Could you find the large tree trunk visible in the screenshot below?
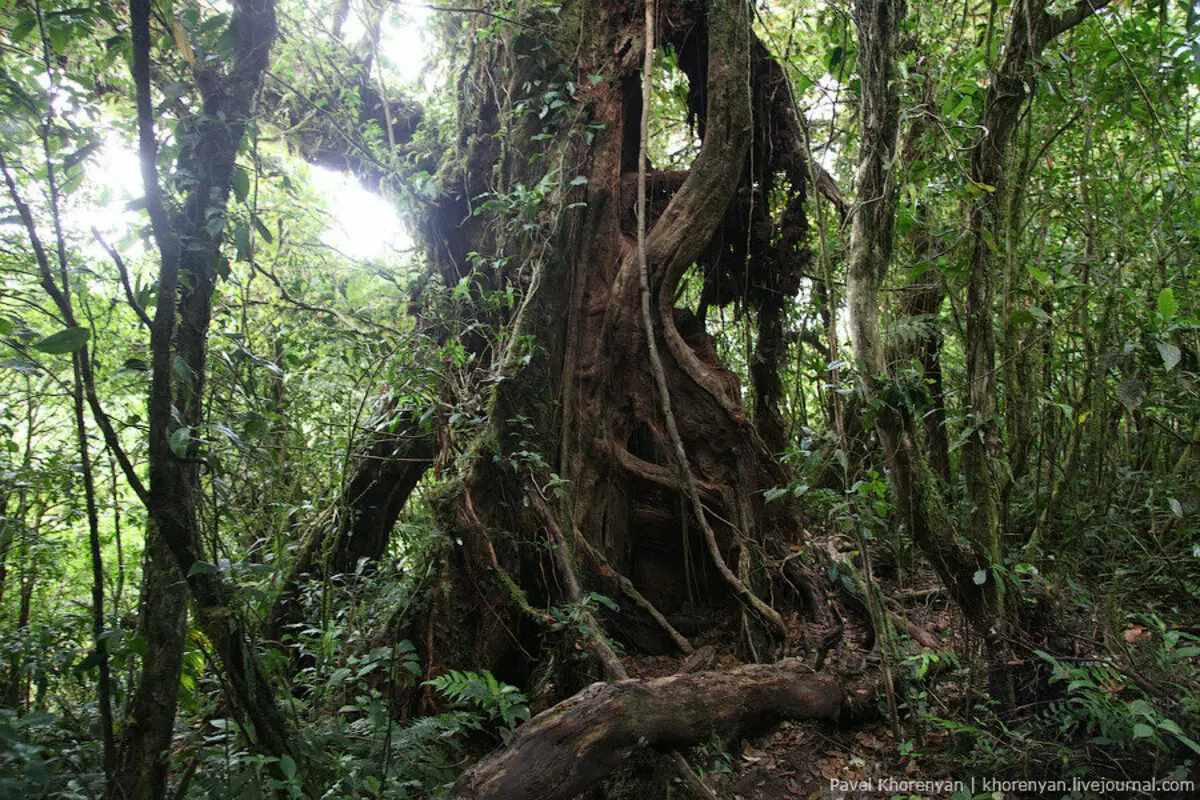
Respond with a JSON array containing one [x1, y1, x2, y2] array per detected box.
[[392, 0, 838, 693]]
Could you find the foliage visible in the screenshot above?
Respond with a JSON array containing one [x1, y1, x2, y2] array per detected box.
[[0, 0, 1197, 796], [425, 670, 531, 739]]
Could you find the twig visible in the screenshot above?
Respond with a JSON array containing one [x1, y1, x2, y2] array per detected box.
[[91, 227, 153, 328]]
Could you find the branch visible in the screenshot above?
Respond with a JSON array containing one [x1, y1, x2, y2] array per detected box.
[[395, 1, 533, 29], [1050, 0, 1112, 39], [91, 228, 153, 329]]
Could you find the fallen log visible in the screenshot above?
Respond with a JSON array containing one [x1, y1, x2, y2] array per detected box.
[[450, 660, 848, 800]]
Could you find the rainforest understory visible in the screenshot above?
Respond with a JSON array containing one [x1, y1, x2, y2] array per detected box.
[[0, 0, 1198, 798]]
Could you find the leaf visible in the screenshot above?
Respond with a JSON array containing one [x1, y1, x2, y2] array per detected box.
[[234, 225, 251, 262], [1168, 498, 1183, 518], [252, 214, 273, 243], [1132, 723, 1155, 739], [973, 569, 988, 586], [186, 560, 218, 577], [569, 175, 588, 186], [32, 326, 90, 354], [279, 754, 297, 781], [0, 359, 40, 375], [1157, 341, 1181, 370], [11, 13, 36, 43], [1027, 265, 1052, 287], [48, 23, 70, 55], [232, 165, 250, 203], [63, 141, 102, 171], [1157, 287, 1177, 319], [172, 355, 195, 389], [1116, 378, 1146, 411], [1028, 305, 1051, 323], [172, 21, 195, 64], [169, 426, 192, 458]]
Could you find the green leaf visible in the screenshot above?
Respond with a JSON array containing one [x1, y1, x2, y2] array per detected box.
[[32, 326, 90, 354], [234, 225, 251, 262], [252, 214, 273, 243], [186, 560, 218, 577], [0, 359, 40, 374], [1027, 265, 1052, 287], [11, 13, 37, 43], [569, 175, 588, 186], [1132, 723, 1155, 739], [48, 23, 71, 55], [1157, 287, 1177, 319], [172, 355, 195, 389], [1157, 341, 1181, 370], [169, 426, 192, 458], [973, 569, 988, 585], [279, 754, 297, 781], [232, 165, 250, 203]]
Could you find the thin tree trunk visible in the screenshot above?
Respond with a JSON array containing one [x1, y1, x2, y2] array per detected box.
[[128, 0, 301, 788], [108, 530, 188, 800]]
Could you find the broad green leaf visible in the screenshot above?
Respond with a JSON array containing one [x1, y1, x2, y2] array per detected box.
[[33, 326, 90, 354], [234, 225, 251, 262], [0, 358, 40, 374], [1132, 723, 1155, 739], [252, 214, 273, 243], [172, 355, 195, 389], [973, 569, 988, 585], [232, 165, 250, 203], [48, 24, 71, 55], [11, 13, 36, 43], [186, 561, 218, 577], [1157, 287, 1177, 319], [169, 426, 192, 457], [1027, 265, 1052, 287]]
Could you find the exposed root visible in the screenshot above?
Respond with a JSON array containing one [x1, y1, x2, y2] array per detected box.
[[530, 487, 716, 799], [634, 0, 787, 644], [568, 521, 695, 655]]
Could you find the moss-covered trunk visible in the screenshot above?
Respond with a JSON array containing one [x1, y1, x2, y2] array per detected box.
[[388, 0, 833, 697]]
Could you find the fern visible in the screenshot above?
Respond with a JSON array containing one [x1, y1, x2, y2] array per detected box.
[[425, 669, 531, 735]]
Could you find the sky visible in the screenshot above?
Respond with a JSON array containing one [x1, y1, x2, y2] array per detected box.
[[81, 3, 432, 264]]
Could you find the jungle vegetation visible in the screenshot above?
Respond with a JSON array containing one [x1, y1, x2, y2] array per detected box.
[[0, 0, 1197, 798]]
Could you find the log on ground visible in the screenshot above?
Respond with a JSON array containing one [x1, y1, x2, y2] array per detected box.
[[451, 660, 848, 800]]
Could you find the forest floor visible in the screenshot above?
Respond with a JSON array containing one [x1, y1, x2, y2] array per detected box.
[[617, 557, 964, 800]]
